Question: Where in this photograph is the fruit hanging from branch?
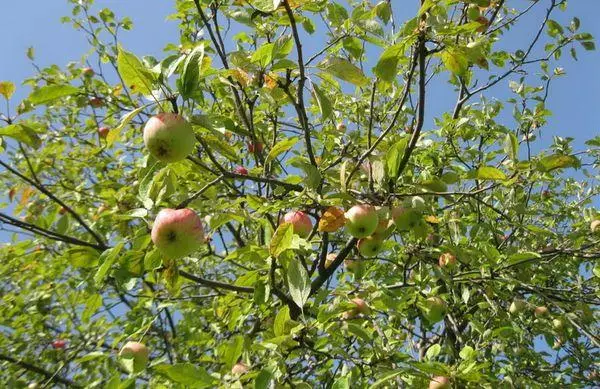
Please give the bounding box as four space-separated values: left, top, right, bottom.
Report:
151 208 205 259
143 113 196 163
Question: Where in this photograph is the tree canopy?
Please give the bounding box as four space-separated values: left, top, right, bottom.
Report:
1 0 599 387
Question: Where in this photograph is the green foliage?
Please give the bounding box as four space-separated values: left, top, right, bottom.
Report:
0 0 599 388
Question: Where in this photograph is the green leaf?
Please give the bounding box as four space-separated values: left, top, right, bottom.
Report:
504 133 519 161
369 370 403 389
418 0 438 16
386 138 408 179
318 57 369 87
274 305 291 336
425 343 441 360
222 335 244 369
117 46 156 95
312 83 333 120
254 369 273 389
107 105 148 147
0 124 41 149
0 81 16 99
459 345 477 360
475 166 506 181
265 137 298 166
180 44 205 99
29 85 79 105
507 252 541 265
270 223 293 258
287 257 310 310
252 0 282 13
251 43 275 67
441 48 469 76
154 363 214 387
374 42 406 82
537 154 578 172
82 293 102 323
94 243 124 285
332 377 350 389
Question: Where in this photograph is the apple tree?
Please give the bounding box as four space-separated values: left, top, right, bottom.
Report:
1 0 599 387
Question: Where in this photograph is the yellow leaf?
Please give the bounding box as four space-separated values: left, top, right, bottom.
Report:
318 207 346 232
0 81 16 100
264 73 278 89
425 215 441 224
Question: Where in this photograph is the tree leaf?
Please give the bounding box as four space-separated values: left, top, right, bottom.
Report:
311 83 333 120
287 257 310 310
274 305 291 336
0 124 41 149
386 138 407 179
374 42 406 82
179 44 205 99
154 363 214 387
318 57 369 86
265 137 298 166
475 166 507 181
0 81 16 100
117 46 155 95
441 48 469 76
537 154 579 172
222 335 244 369
270 223 293 258
504 132 519 161
94 243 124 285
425 343 441 360
254 369 273 389
29 85 79 105
107 105 148 147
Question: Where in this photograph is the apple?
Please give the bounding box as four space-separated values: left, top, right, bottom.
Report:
541 190 551 199
553 317 566 331
27 383 39 389
151 208 205 259
429 376 450 389
373 206 393 237
509 299 527 315
345 204 379 238
357 235 384 257
89 97 104 108
248 141 263 153
590 220 600 233
51 339 67 349
344 258 361 272
282 211 313 238
438 252 456 268
143 113 196 163
467 4 480 21
98 126 110 139
476 16 489 33
392 206 421 231
422 296 447 323
404 126 413 134
81 67 94 78
351 298 371 315
234 166 248 175
534 306 549 318
231 361 249 375
119 341 150 372
336 122 347 132
58 206 67 215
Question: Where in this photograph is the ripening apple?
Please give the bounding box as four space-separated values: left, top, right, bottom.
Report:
534 306 549 318
351 298 371 315
357 235 384 257
58 206 67 215
553 317 566 331
344 258 360 272
438 252 456 268
590 220 600 233
151 208 205 259
282 211 313 238
391 206 421 231
143 113 196 163
89 97 104 108
98 126 110 139
119 341 150 373
373 206 393 238
422 296 447 323
476 16 489 33
51 339 67 349
336 122 347 132
509 299 527 315
248 141 263 153
81 67 94 78
429 376 450 389
234 166 248 175
345 204 379 238
231 361 249 375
